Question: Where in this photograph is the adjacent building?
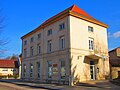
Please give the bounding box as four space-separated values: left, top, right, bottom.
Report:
0 59 19 77
109 47 120 79
21 4 110 85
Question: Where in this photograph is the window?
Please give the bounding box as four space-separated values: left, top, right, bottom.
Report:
37 44 41 54
24 48 27 58
23 64 26 77
47 40 52 53
31 37 34 42
59 23 65 30
38 33 41 39
88 26 93 32
59 36 65 50
60 60 65 79
37 62 40 78
30 64 33 77
89 38 94 50
24 40 27 45
48 61 52 78
2 69 8 71
47 29 52 36
30 46 34 57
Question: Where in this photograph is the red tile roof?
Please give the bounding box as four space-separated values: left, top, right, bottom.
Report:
0 59 19 68
21 4 108 39
70 4 93 19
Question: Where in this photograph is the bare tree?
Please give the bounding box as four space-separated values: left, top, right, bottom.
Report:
0 9 7 57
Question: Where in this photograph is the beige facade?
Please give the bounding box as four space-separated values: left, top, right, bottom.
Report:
21 5 110 85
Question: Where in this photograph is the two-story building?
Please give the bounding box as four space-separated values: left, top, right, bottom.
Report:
21 4 110 85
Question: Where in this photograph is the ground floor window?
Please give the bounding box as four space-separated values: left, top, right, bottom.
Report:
23 64 26 77
48 61 52 78
30 64 33 77
60 60 65 79
37 62 40 78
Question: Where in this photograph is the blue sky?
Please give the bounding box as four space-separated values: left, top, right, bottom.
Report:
0 0 120 58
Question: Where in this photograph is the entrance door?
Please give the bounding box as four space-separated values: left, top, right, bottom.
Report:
90 61 96 80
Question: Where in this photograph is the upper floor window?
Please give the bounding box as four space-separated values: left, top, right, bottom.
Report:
24 40 27 45
38 33 41 39
59 23 65 30
31 37 34 42
47 29 52 36
47 40 52 53
89 38 94 50
37 44 41 54
24 48 27 58
88 26 93 32
59 36 65 50
30 46 34 57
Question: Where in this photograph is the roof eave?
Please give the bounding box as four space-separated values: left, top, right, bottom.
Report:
69 11 108 28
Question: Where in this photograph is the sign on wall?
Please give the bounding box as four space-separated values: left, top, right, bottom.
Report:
52 64 58 74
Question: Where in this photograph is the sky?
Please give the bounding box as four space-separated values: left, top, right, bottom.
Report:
0 0 120 58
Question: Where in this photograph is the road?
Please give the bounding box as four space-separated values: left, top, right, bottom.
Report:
0 79 120 90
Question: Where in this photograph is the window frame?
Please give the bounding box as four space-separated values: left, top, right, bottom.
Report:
89 38 94 50
30 46 34 57
47 40 52 53
88 26 94 32
60 60 66 79
30 37 34 42
37 44 41 54
37 33 41 39
30 63 33 77
47 61 52 79
59 23 65 30
47 29 52 36
59 36 65 50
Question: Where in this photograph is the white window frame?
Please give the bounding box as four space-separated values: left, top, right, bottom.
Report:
47 61 52 79
89 38 94 50
47 40 52 53
59 23 65 30
59 36 65 50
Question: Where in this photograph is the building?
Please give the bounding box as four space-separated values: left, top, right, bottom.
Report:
18 54 22 79
109 47 120 79
0 59 19 78
21 4 110 85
